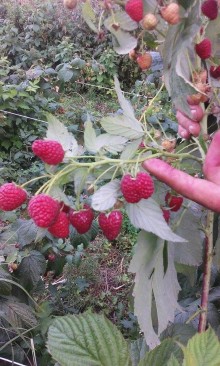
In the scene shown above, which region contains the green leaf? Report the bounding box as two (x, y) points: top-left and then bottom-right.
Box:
(171, 205), (203, 266)
(84, 120), (97, 153)
(81, 0), (98, 33)
(48, 312), (132, 366)
(91, 180), (121, 211)
(129, 232), (181, 348)
(84, 121), (128, 154)
(104, 16), (137, 54)
(57, 64), (74, 82)
(126, 198), (186, 242)
(113, 11), (138, 31)
(46, 113), (78, 156)
(182, 328), (220, 366)
(167, 355), (181, 366)
(114, 76), (138, 122)
(101, 115), (144, 140)
(130, 338), (148, 366)
(138, 339), (182, 366)
(73, 168), (89, 196)
(16, 250), (46, 291)
(0, 267), (12, 295)
(120, 139), (142, 160)
(0, 296), (37, 329)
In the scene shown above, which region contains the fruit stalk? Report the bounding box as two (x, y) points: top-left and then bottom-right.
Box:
(198, 210), (214, 332)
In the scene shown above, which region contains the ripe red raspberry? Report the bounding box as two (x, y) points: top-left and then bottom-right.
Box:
(0, 183), (27, 211)
(98, 210), (122, 241)
(201, 0), (218, 20)
(32, 139), (65, 165)
(59, 201), (70, 213)
(165, 192), (183, 212)
(69, 205), (94, 234)
(28, 194), (60, 227)
(210, 65), (220, 78)
(161, 208), (170, 223)
(125, 0), (143, 22)
(48, 211), (70, 238)
(120, 172), (154, 203)
(195, 38), (212, 59)
(136, 53), (152, 70)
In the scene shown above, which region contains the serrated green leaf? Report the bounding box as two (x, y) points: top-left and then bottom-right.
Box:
(96, 133), (128, 154)
(16, 250), (46, 291)
(48, 312), (132, 366)
(120, 138), (142, 160)
(130, 337), (148, 366)
(113, 11), (138, 31)
(82, 0), (98, 33)
(84, 120), (97, 153)
(6, 301), (37, 328)
(129, 232), (181, 348)
(126, 198), (186, 242)
(57, 64), (73, 82)
(91, 180), (121, 211)
(183, 328), (220, 366)
(46, 113), (78, 156)
(114, 76), (137, 121)
(104, 16), (137, 54)
(101, 115), (144, 140)
(171, 206), (203, 266)
(138, 339), (182, 366)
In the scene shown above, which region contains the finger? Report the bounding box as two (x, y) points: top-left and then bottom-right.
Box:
(189, 105), (204, 122)
(203, 130), (220, 184)
(143, 158), (220, 212)
(178, 125), (191, 139)
(176, 111), (201, 137)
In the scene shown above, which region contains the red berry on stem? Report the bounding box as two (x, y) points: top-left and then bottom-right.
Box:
(201, 0), (218, 20)
(195, 38), (212, 60)
(0, 183), (27, 211)
(48, 211), (70, 238)
(69, 206), (94, 234)
(125, 0), (143, 22)
(210, 65), (220, 79)
(98, 210), (123, 241)
(121, 172), (154, 203)
(28, 194), (60, 227)
(165, 192), (183, 212)
(32, 139), (65, 165)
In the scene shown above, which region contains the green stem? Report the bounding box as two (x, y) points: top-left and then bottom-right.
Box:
(20, 175), (51, 188)
(198, 210), (214, 332)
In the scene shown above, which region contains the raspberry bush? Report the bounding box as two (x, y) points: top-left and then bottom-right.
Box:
(1, 0), (220, 364)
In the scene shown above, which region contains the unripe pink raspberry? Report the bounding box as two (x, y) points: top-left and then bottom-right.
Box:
(32, 139), (65, 165)
(0, 183), (27, 211)
(28, 194), (60, 227)
(48, 211), (70, 238)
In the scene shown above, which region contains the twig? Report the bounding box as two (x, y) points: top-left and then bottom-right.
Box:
(198, 210), (214, 332)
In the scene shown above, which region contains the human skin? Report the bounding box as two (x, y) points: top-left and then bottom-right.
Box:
(143, 107), (220, 212)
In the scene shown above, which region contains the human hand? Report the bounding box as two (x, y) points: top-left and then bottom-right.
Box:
(176, 104), (204, 139)
(143, 130), (220, 212)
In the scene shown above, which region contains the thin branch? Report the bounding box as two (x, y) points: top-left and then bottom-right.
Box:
(198, 210), (214, 332)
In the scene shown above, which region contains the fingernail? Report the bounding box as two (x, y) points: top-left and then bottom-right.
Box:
(191, 109), (197, 120)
